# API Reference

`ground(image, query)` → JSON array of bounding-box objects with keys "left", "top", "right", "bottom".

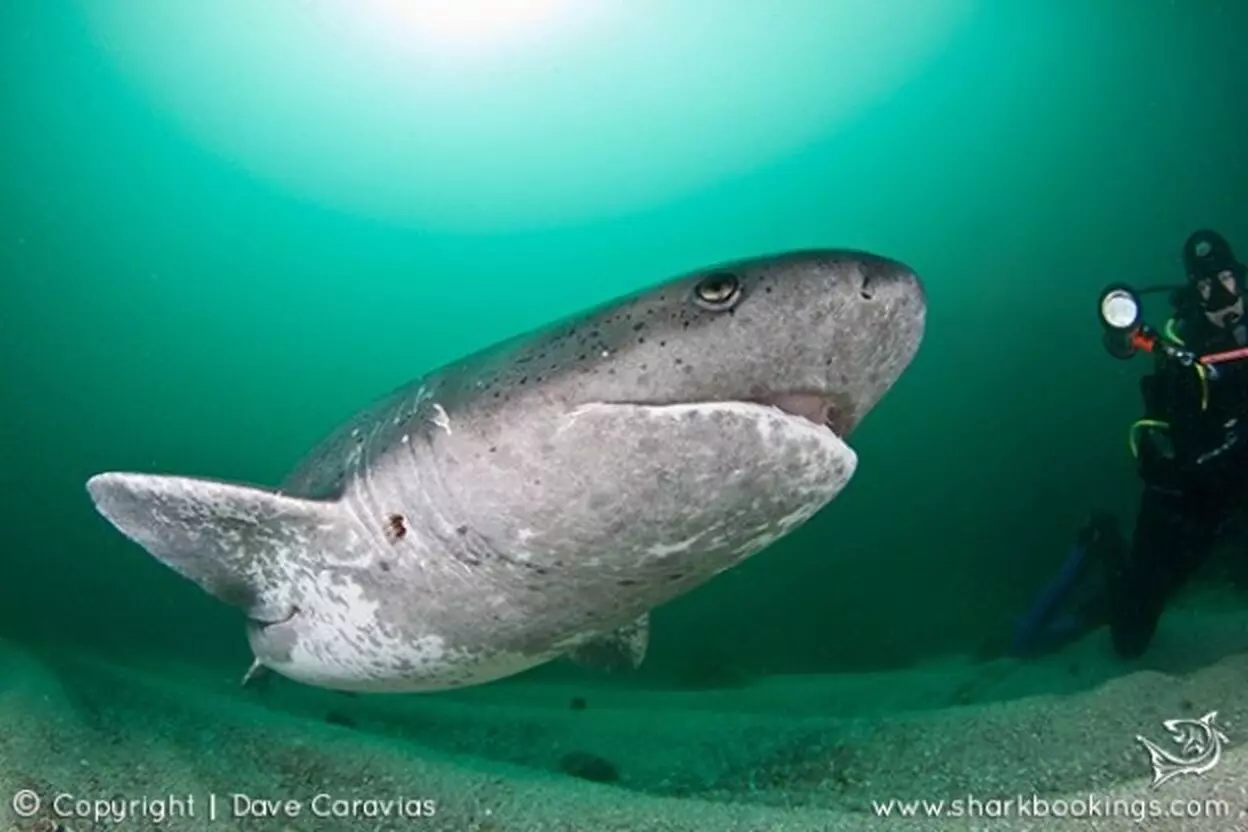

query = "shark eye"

[{"left": 693, "top": 272, "right": 742, "bottom": 311}]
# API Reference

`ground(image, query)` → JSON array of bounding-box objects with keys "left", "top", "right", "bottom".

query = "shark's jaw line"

[{"left": 592, "top": 391, "right": 853, "bottom": 440}]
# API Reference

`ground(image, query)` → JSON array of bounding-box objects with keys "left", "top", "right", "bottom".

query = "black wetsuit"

[{"left": 1109, "top": 313, "right": 1248, "bottom": 657}]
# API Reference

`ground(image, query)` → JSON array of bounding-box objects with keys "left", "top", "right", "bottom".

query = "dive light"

[
  {"left": 1096, "top": 280, "right": 1248, "bottom": 369},
  {"left": 1098, "top": 284, "right": 1148, "bottom": 359},
  {"left": 1098, "top": 284, "right": 1141, "bottom": 332}
]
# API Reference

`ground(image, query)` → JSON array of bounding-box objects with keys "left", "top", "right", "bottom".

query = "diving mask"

[{"left": 1196, "top": 269, "right": 1241, "bottom": 313}]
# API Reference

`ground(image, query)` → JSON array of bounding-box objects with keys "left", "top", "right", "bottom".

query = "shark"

[{"left": 86, "top": 249, "right": 926, "bottom": 692}]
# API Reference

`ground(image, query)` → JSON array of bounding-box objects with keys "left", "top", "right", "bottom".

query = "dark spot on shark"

[
  {"left": 456, "top": 525, "right": 469, "bottom": 535},
  {"left": 386, "top": 514, "right": 407, "bottom": 542}
]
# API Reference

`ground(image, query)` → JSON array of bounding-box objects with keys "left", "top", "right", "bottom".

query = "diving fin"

[
  {"left": 85, "top": 471, "right": 343, "bottom": 622},
  {"left": 566, "top": 613, "right": 650, "bottom": 672}
]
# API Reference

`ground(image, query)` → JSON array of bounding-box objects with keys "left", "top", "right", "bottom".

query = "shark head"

[{"left": 439, "top": 247, "right": 926, "bottom": 442}]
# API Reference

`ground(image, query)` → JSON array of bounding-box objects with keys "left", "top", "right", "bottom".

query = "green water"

[{"left": 2, "top": 1, "right": 1246, "bottom": 688}]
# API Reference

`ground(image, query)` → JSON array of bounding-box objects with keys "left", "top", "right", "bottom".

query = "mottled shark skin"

[{"left": 86, "top": 250, "right": 926, "bottom": 693}]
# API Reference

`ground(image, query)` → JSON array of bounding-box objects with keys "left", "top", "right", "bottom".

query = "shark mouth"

[
  {"left": 587, "top": 392, "right": 858, "bottom": 438},
  {"left": 753, "top": 392, "right": 857, "bottom": 438}
]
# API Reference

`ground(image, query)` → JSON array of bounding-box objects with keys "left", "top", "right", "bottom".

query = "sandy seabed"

[{"left": 3, "top": 604, "right": 1248, "bottom": 831}]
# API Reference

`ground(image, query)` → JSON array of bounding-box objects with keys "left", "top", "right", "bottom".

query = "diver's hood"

[
  {"left": 1185, "top": 230, "right": 1238, "bottom": 277},
  {"left": 1184, "top": 230, "right": 1245, "bottom": 313}
]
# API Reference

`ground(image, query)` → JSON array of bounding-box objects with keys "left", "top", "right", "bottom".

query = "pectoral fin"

[
  {"left": 85, "top": 471, "right": 343, "bottom": 622},
  {"left": 566, "top": 613, "right": 650, "bottom": 672}
]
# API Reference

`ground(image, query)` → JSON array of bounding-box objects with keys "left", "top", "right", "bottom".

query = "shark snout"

[
  {"left": 805, "top": 254, "right": 926, "bottom": 436},
  {"left": 855, "top": 255, "right": 925, "bottom": 306}
]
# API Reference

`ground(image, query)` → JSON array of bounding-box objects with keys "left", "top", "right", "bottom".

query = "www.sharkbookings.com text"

[
  {"left": 870, "top": 791, "right": 1232, "bottom": 822},
  {"left": 9, "top": 788, "right": 439, "bottom": 824}
]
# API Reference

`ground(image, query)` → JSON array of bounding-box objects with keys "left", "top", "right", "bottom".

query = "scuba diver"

[{"left": 1010, "top": 229, "right": 1248, "bottom": 659}]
